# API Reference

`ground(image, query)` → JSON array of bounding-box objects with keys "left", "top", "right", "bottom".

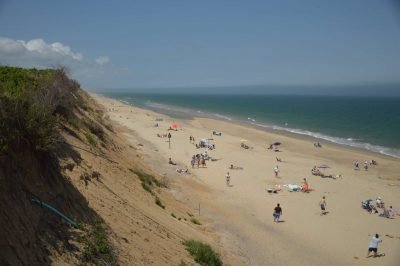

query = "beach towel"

[{"left": 283, "top": 184, "right": 301, "bottom": 192}]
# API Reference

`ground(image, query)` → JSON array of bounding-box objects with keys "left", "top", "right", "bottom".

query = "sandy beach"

[{"left": 93, "top": 93, "right": 400, "bottom": 266}]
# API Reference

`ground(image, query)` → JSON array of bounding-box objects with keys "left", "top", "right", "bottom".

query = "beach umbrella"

[
  {"left": 272, "top": 142, "right": 281, "bottom": 146},
  {"left": 318, "top": 164, "right": 330, "bottom": 169},
  {"left": 171, "top": 123, "right": 178, "bottom": 129}
]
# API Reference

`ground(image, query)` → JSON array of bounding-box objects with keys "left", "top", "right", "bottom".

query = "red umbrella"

[{"left": 171, "top": 123, "right": 178, "bottom": 129}]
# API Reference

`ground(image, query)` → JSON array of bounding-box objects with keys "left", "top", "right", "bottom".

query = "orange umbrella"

[{"left": 171, "top": 123, "right": 178, "bottom": 129}]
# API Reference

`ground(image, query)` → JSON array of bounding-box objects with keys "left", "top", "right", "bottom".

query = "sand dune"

[{"left": 94, "top": 94, "right": 400, "bottom": 266}]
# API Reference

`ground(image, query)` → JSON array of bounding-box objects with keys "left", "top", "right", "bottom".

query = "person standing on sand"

[
  {"left": 189, "top": 135, "right": 192, "bottom": 144},
  {"left": 273, "top": 203, "right": 282, "bottom": 222},
  {"left": 274, "top": 165, "right": 280, "bottom": 178},
  {"left": 302, "top": 178, "right": 309, "bottom": 192},
  {"left": 366, "top": 234, "right": 384, "bottom": 258},
  {"left": 364, "top": 161, "right": 369, "bottom": 171},
  {"left": 191, "top": 155, "right": 196, "bottom": 168},
  {"left": 355, "top": 161, "right": 359, "bottom": 170},
  {"left": 320, "top": 196, "right": 327, "bottom": 215},
  {"left": 226, "top": 172, "right": 230, "bottom": 186}
]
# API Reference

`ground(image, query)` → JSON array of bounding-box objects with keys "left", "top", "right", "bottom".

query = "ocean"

[{"left": 101, "top": 92, "right": 400, "bottom": 158}]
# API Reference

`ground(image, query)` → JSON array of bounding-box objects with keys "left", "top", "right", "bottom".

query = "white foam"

[
  {"left": 252, "top": 122, "right": 400, "bottom": 158},
  {"left": 214, "top": 113, "right": 233, "bottom": 121},
  {"left": 120, "top": 97, "right": 400, "bottom": 159}
]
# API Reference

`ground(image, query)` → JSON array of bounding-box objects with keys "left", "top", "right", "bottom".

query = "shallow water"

[{"left": 102, "top": 92, "right": 400, "bottom": 158}]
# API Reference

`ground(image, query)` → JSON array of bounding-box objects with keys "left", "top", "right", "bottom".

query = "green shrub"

[
  {"left": 83, "top": 119, "right": 106, "bottom": 142},
  {"left": 155, "top": 196, "right": 165, "bottom": 209},
  {"left": 178, "top": 260, "right": 189, "bottom": 266},
  {"left": 182, "top": 240, "right": 222, "bottom": 266},
  {"left": 0, "top": 96, "right": 58, "bottom": 152},
  {"left": 81, "top": 219, "right": 115, "bottom": 265},
  {"left": 132, "top": 169, "right": 167, "bottom": 194},
  {"left": 0, "top": 65, "right": 85, "bottom": 154},
  {"left": 141, "top": 182, "right": 153, "bottom": 194},
  {"left": 85, "top": 133, "right": 97, "bottom": 146},
  {"left": 133, "top": 169, "right": 165, "bottom": 187},
  {"left": 190, "top": 218, "right": 201, "bottom": 225}
]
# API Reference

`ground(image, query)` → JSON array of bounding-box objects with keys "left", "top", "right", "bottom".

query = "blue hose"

[{"left": 31, "top": 198, "right": 78, "bottom": 227}]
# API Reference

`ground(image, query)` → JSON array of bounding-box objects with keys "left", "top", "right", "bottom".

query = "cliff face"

[
  {"left": 0, "top": 147, "right": 96, "bottom": 265},
  {"left": 0, "top": 66, "right": 104, "bottom": 265},
  {"left": 0, "top": 66, "right": 225, "bottom": 265}
]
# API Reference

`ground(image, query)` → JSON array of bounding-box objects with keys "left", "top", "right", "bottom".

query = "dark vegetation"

[
  {"left": 182, "top": 240, "right": 222, "bottom": 266},
  {"left": 155, "top": 196, "right": 165, "bottom": 209},
  {"left": 131, "top": 168, "right": 163, "bottom": 192},
  {"left": 78, "top": 218, "right": 116, "bottom": 264},
  {"left": 0, "top": 66, "right": 82, "bottom": 153},
  {"left": 0, "top": 66, "right": 114, "bottom": 265},
  {"left": 129, "top": 168, "right": 167, "bottom": 209},
  {"left": 190, "top": 218, "right": 201, "bottom": 225}
]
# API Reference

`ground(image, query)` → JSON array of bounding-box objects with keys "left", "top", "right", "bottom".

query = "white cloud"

[
  {"left": 0, "top": 37, "right": 83, "bottom": 65},
  {"left": 0, "top": 37, "right": 116, "bottom": 86},
  {"left": 0, "top": 38, "right": 25, "bottom": 54},
  {"left": 95, "top": 56, "right": 109, "bottom": 65}
]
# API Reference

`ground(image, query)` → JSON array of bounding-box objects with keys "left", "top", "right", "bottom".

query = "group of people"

[
  {"left": 354, "top": 159, "right": 378, "bottom": 171},
  {"left": 168, "top": 158, "right": 190, "bottom": 174},
  {"left": 313, "top": 142, "right": 322, "bottom": 148},
  {"left": 311, "top": 166, "right": 337, "bottom": 179},
  {"left": 191, "top": 153, "right": 208, "bottom": 168},
  {"left": 362, "top": 197, "right": 398, "bottom": 218},
  {"left": 162, "top": 129, "right": 392, "bottom": 259}
]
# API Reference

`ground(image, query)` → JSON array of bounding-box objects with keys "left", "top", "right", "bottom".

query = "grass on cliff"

[
  {"left": 78, "top": 218, "right": 116, "bottom": 265},
  {"left": 190, "top": 218, "right": 201, "bottom": 225},
  {"left": 182, "top": 240, "right": 222, "bottom": 266},
  {"left": 129, "top": 168, "right": 165, "bottom": 194},
  {"left": 85, "top": 133, "right": 97, "bottom": 147},
  {"left": 155, "top": 196, "right": 165, "bottom": 209},
  {"left": 129, "top": 168, "right": 168, "bottom": 209}
]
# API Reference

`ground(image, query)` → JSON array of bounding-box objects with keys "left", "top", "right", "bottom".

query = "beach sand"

[{"left": 93, "top": 94, "right": 400, "bottom": 266}]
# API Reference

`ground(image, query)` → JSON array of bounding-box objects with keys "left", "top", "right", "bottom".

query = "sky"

[{"left": 0, "top": 0, "right": 400, "bottom": 94}]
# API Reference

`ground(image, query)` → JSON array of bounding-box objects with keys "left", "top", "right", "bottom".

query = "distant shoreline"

[{"left": 97, "top": 92, "right": 400, "bottom": 159}]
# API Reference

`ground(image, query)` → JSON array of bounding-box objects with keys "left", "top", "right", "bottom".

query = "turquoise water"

[{"left": 102, "top": 93, "right": 400, "bottom": 158}]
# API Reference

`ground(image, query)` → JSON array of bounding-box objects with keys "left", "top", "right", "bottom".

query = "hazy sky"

[{"left": 0, "top": 0, "right": 400, "bottom": 93}]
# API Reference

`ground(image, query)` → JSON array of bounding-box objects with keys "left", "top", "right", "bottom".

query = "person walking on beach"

[
  {"left": 320, "top": 196, "right": 327, "bottom": 215},
  {"left": 366, "top": 234, "right": 384, "bottom": 258},
  {"left": 355, "top": 161, "right": 359, "bottom": 170},
  {"left": 189, "top": 135, "right": 193, "bottom": 144},
  {"left": 302, "top": 178, "right": 309, "bottom": 192},
  {"left": 226, "top": 172, "right": 231, "bottom": 186},
  {"left": 273, "top": 203, "right": 282, "bottom": 222},
  {"left": 191, "top": 155, "right": 196, "bottom": 168},
  {"left": 364, "top": 161, "right": 369, "bottom": 171},
  {"left": 274, "top": 165, "right": 280, "bottom": 178}
]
